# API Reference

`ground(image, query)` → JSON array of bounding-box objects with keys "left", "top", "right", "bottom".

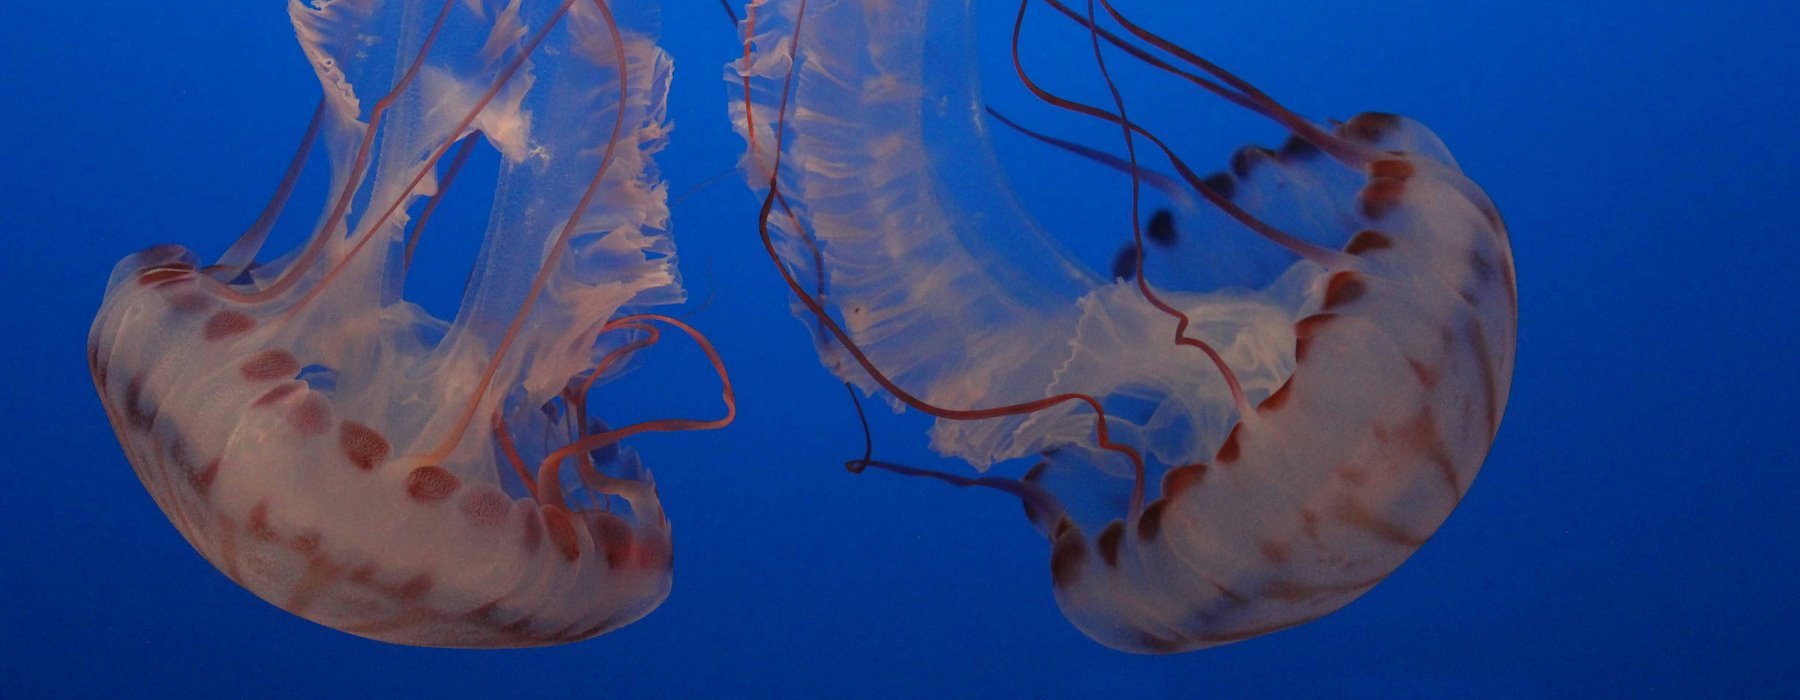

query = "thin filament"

[
  {"left": 425, "top": 0, "right": 633, "bottom": 464},
  {"left": 213, "top": 98, "right": 328, "bottom": 279},
  {"left": 403, "top": 135, "right": 480, "bottom": 270},
  {"left": 223, "top": 0, "right": 464, "bottom": 305},
  {"left": 1066, "top": 0, "right": 1251, "bottom": 415},
  {"left": 534, "top": 315, "right": 736, "bottom": 507},
  {"left": 744, "top": 0, "right": 1149, "bottom": 516},
  {"left": 1010, "top": 0, "right": 1350, "bottom": 269}
]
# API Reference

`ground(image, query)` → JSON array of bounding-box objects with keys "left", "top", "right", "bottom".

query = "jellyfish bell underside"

[
  {"left": 731, "top": 0, "right": 1517, "bottom": 653},
  {"left": 88, "top": 0, "right": 690, "bottom": 648}
]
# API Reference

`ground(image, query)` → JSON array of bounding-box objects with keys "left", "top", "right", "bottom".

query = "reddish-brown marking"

[
  {"left": 392, "top": 574, "right": 433, "bottom": 602},
  {"left": 338, "top": 421, "right": 390, "bottom": 470},
  {"left": 241, "top": 349, "right": 301, "bottom": 381},
  {"left": 1229, "top": 146, "right": 1274, "bottom": 177},
  {"left": 1300, "top": 508, "right": 1324, "bottom": 544},
  {"left": 137, "top": 266, "right": 193, "bottom": 286},
  {"left": 1257, "top": 377, "right": 1295, "bottom": 414},
  {"left": 190, "top": 458, "right": 221, "bottom": 493},
  {"left": 1216, "top": 424, "right": 1243, "bottom": 464},
  {"left": 630, "top": 533, "right": 671, "bottom": 570},
  {"left": 406, "top": 466, "right": 461, "bottom": 502},
  {"left": 1396, "top": 408, "right": 1461, "bottom": 494},
  {"left": 1293, "top": 313, "right": 1338, "bottom": 363},
  {"left": 1049, "top": 532, "right": 1087, "bottom": 589},
  {"left": 348, "top": 563, "right": 380, "bottom": 585},
  {"left": 1201, "top": 172, "right": 1236, "bottom": 199},
  {"left": 462, "top": 601, "right": 501, "bottom": 624},
  {"left": 1260, "top": 579, "right": 1316, "bottom": 602},
  {"left": 87, "top": 340, "right": 104, "bottom": 385},
  {"left": 254, "top": 383, "right": 300, "bottom": 407},
  {"left": 284, "top": 555, "right": 345, "bottom": 616},
  {"left": 124, "top": 377, "right": 156, "bottom": 431},
  {"left": 1322, "top": 271, "right": 1366, "bottom": 311},
  {"left": 289, "top": 532, "right": 321, "bottom": 555},
  {"left": 520, "top": 507, "right": 544, "bottom": 554},
  {"left": 1337, "top": 463, "right": 1371, "bottom": 486},
  {"left": 541, "top": 506, "right": 582, "bottom": 562},
  {"left": 1408, "top": 358, "right": 1440, "bottom": 390},
  {"left": 1345, "top": 230, "right": 1393, "bottom": 256},
  {"left": 1340, "top": 112, "right": 1401, "bottom": 142},
  {"left": 204, "top": 311, "right": 256, "bottom": 341},
  {"left": 1096, "top": 520, "right": 1125, "bottom": 568},
  {"left": 460, "top": 488, "right": 511, "bottom": 527},
  {"left": 1359, "top": 177, "right": 1407, "bottom": 220},
  {"left": 1137, "top": 499, "right": 1169, "bottom": 541},
  {"left": 1258, "top": 539, "right": 1291, "bottom": 564},
  {"left": 289, "top": 394, "right": 331, "bottom": 435},
  {"left": 501, "top": 616, "right": 535, "bottom": 635},
  {"left": 1161, "top": 463, "right": 1208, "bottom": 499},
  {"left": 1368, "top": 158, "right": 1415, "bottom": 180},
  {"left": 248, "top": 500, "right": 280, "bottom": 542},
  {"left": 589, "top": 513, "right": 635, "bottom": 569},
  {"left": 1469, "top": 249, "right": 1495, "bottom": 283},
  {"left": 1280, "top": 134, "right": 1322, "bottom": 160},
  {"left": 1334, "top": 497, "right": 1427, "bottom": 547},
  {"left": 168, "top": 291, "right": 215, "bottom": 315}
]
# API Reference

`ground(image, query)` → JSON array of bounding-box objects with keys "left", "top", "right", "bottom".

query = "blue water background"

[{"left": 2, "top": 1, "right": 1795, "bottom": 696}]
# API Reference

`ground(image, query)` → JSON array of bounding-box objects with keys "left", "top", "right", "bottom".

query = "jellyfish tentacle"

[
  {"left": 403, "top": 135, "right": 480, "bottom": 270},
  {"left": 491, "top": 412, "right": 540, "bottom": 501},
  {"left": 841, "top": 383, "right": 1066, "bottom": 523},
  {"left": 564, "top": 320, "right": 661, "bottom": 507},
  {"left": 534, "top": 315, "right": 736, "bottom": 505},
  {"left": 218, "top": 0, "right": 464, "bottom": 305},
  {"left": 744, "top": 0, "right": 1152, "bottom": 513},
  {"left": 1019, "top": 0, "right": 1252, "bottom": 419},
  {"left": 984, "top": 107, "right": 1193, "bottom": 208},
  {"left": 282, "top": 0, "right": 587, "bottom": 328},
  {"left": 212, "top": 98, "right": 328, "bottom": 282},
  {"left": 1010, "top": 1, "right": 1352, "bottom": 271},
  {"left": 1084, "top": 0, "right": 1382, "bottom": 169},
  {"left": 1033, "top": 0, "right": 1269, "bottom": 119},
  {"left": 422, "top": 0, "right": 636, "bottom": 466}
]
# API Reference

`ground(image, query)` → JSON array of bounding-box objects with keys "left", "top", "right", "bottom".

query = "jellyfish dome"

[
  {"left": 87, "top": 0, "right": 731, "bottom": 647},
  {"left": 730, "top": 0, "right": 1516, "bottom": 652}
]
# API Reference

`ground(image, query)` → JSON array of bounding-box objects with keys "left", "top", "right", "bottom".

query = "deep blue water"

[{"left": 2, "top": 1, "right": 1796, "bottom": 697}]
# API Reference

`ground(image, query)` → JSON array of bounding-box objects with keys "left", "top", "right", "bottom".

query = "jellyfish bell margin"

[
  {"left": 730, "top": 0, "right": 1515, "bottom": 653},
  {"left": 88, "top": 0, "right": 734, "bottom": 648}
]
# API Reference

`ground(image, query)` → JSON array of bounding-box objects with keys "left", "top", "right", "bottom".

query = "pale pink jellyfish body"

[
  {"left": 89, "top": 0, "right": 731, "bottom": 647},
  {"left": 732, "top": 0, "right": 1515, "bottom": 652}
]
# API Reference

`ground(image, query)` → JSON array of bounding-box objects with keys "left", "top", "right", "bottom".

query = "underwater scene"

[{"left": 1, "top": 0, "right": 1795, "bottom": 696}]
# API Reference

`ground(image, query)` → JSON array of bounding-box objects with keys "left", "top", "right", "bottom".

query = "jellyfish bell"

[
  {"left": 731, "top": 0, "right": 1515, "bottom": 653},
  {"left": 88, "top": 0, "right": 733, "bottom": 648}
]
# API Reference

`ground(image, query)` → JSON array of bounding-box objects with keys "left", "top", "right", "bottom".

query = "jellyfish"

[
  {"left": 729, "top": 0, "right": 1515, "bottom": 652},
  {"left": 87, "top": 0, "right": 734, "bottom": 647}
]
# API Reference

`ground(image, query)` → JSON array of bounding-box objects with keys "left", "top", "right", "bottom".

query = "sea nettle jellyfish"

[
  {"left": 88, "top": 0, "right": 733, "bottom": 647},
  {"left": 731, "top": 0, "right": 1515, "bottom": 652}
]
